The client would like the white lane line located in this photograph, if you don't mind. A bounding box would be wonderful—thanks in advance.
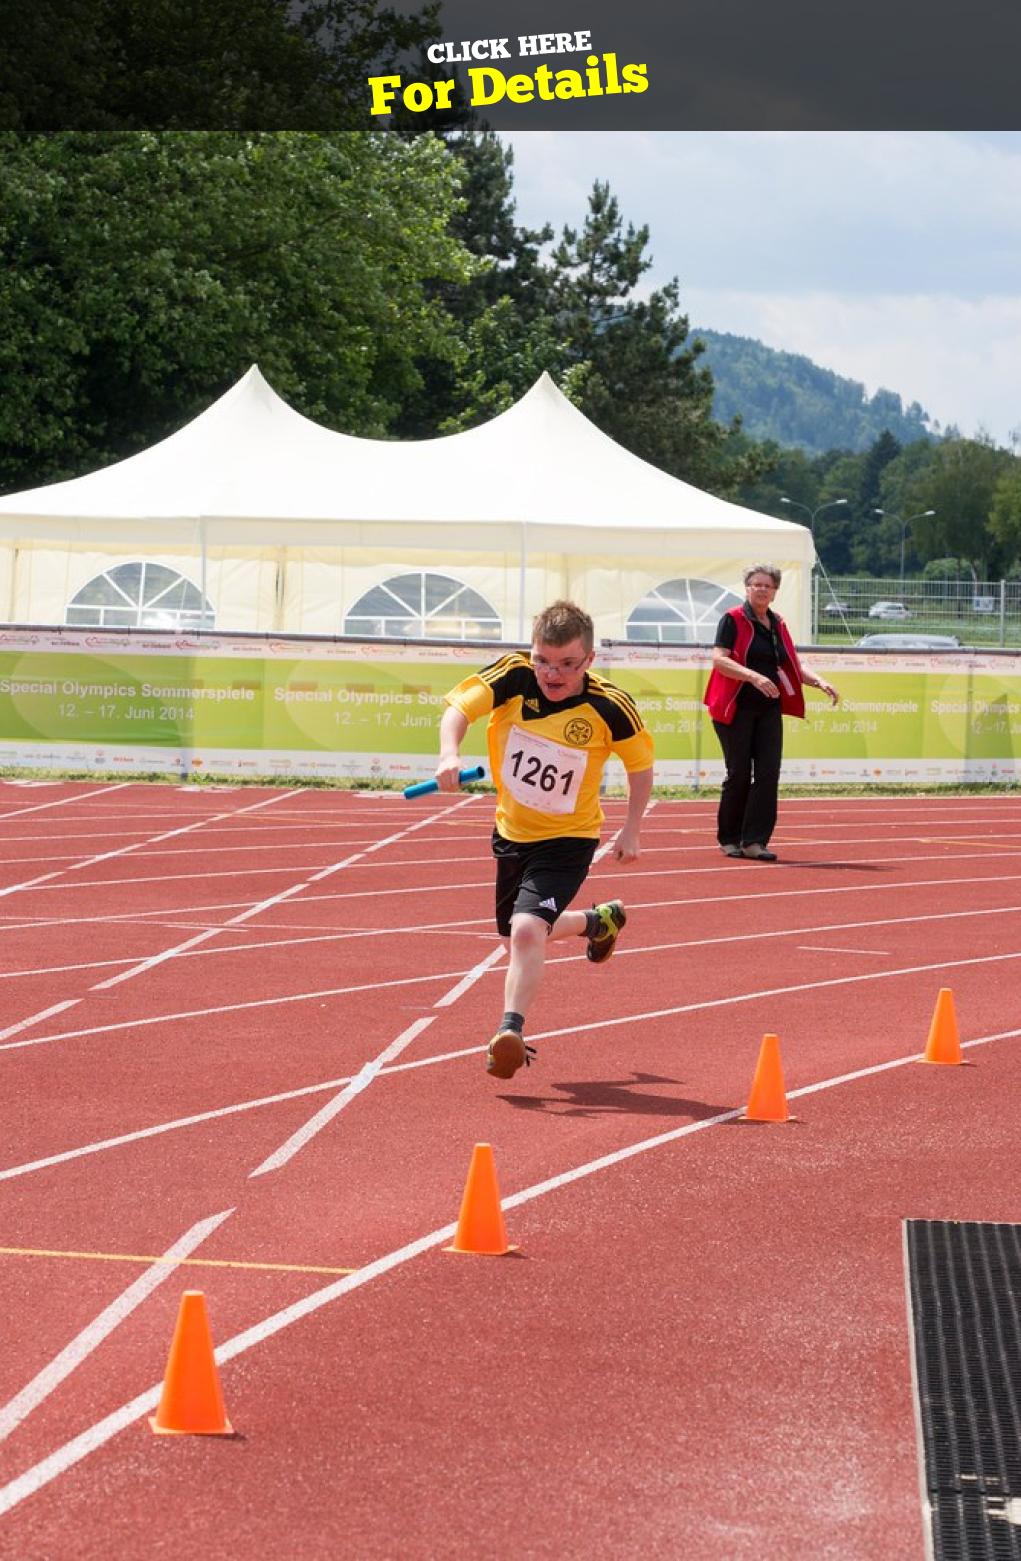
[0,1001,80,1043]
[249,934,509,1177]
[90,794,480,993]
[432,945,506,1008]
[0,919,502,981]
[4,872,1021,953]
[515,951,1021,1049]
[13,843,1021,900]
[797,945,891,956]
[0,1024,1015,1519]
[0,820,391,846]
[0,965,476,1054]
[0,789,307,1045]
[8,1012,1021,1189]
[6,898,1021,1057]
[12,934,1020,1182]
[6,858,1021,943]
[0,1208,234,1445]
[0,783,131,822]
[0,835,494,869]
[0,1076,370,1183]
[248,1016,438,1178]
[0,788,305,901]
[0,840,382,869]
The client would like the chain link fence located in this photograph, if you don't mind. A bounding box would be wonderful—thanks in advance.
[812,577,1021,647]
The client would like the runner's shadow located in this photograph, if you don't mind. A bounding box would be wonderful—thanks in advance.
[499,1072,733,1119]
[780,860,886,872]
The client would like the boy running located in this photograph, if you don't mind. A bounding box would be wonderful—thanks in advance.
[434,600,654,1079]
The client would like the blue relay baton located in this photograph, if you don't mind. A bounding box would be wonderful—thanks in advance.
[403,765,485,799]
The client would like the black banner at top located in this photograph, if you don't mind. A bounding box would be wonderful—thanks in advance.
[2,0,1019,131]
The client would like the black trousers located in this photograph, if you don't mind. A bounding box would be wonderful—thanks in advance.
[713,700,783,848]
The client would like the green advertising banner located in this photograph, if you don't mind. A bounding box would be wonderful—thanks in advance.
[1,630,1019,783]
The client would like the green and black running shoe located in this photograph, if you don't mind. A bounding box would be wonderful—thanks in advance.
[586,900,627,964]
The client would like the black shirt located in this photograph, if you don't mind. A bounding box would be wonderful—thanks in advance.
[714,604,786,710]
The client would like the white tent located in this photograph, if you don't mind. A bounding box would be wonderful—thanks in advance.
[0,366,815,640]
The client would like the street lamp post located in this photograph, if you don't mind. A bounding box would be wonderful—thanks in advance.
[780,497,849,637]
[873,508,936,589]
[779,496,849,542]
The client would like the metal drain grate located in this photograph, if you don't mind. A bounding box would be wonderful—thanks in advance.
[906,1221,1021,1560]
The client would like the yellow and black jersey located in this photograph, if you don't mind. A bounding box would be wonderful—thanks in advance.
[445,652,654,842]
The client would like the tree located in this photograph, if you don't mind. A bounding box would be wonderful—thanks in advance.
[988,459,1021,571]
[0,0,442,129]
[549,182,771,496]
[395,131,557,435]
[859,430,901,517]
[736,445,815,519]
[898,436,1012,577]
[0,131,473,491]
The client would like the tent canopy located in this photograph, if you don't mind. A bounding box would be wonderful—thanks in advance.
[0,365,813,553]
[0,367,815,638]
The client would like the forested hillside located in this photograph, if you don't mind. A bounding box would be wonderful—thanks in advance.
[695,328,936,454]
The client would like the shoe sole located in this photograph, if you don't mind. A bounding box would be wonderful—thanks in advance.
[487,1030,527,1079]
[587,902,626,964]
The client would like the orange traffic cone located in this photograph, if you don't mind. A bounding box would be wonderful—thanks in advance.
[443,1143,518,1255]
[149,1291,234,1436]
[922,987,962,1065]
[741,1033,793,1123]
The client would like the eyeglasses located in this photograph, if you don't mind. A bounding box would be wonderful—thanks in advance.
[531,654,589,674]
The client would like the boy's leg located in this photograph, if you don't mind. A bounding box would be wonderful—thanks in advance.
[485,835,597,1079]
[503,911,551,1014]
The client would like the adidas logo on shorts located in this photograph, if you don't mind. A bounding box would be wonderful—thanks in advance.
[538,896,558,911]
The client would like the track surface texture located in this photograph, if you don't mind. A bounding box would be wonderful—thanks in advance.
[0,778,1017,1559]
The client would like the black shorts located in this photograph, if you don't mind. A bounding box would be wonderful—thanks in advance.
[492,830,598,937]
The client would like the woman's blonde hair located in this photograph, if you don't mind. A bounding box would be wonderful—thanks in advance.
[743,564,782,587]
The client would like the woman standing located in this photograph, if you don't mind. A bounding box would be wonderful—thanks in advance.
[704,564,839,861]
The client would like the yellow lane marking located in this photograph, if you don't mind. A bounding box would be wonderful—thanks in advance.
[0,1246,357,1276]
[918,838,1007,849]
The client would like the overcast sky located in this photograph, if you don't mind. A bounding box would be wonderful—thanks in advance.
[500,131,1021,447]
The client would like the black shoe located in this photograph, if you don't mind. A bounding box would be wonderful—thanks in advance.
[741,843,778,862]
[586,900,626,963]
[719,843,742,857]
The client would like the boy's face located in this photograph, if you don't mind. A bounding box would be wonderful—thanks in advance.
[530,637,594,702]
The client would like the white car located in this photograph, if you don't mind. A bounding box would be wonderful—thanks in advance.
[868,601,911,620]
[822,599,850,616]
[857,633,960,649]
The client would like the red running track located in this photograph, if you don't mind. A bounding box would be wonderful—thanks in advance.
[0,778,1018,1558]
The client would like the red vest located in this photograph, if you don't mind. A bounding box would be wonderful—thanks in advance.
[703,606,806,725]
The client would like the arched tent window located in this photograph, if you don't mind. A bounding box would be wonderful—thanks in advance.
[626,578,743,644]
[344,573,501,641]
[66,563,214,631]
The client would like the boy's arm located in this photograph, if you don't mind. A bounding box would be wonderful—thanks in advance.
[434,704,471,792]
[613,765,654,863]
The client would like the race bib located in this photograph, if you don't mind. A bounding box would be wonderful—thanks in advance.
[500,726,587,816]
